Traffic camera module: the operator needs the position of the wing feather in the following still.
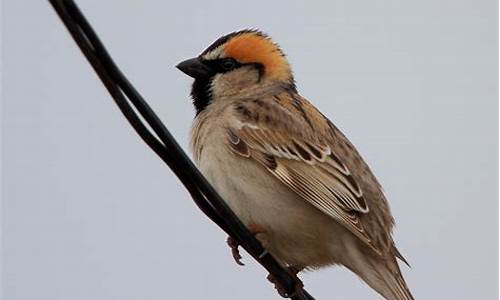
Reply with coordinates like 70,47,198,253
225,94,397,255
226,103,384,253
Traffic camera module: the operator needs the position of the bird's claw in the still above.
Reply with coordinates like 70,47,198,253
267,273,303,298
266,267,304,298
226,236,245,266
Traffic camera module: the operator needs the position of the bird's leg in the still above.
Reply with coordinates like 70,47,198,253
226,223,303,297
267,266,304,298
226,223,268,266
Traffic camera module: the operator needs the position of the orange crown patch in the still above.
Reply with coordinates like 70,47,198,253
223,32,291,81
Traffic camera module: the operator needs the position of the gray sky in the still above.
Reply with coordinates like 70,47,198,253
2,0,498,299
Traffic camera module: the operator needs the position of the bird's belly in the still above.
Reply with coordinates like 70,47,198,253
197,144,349,269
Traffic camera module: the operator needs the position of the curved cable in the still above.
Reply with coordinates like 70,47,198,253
47,1,315,299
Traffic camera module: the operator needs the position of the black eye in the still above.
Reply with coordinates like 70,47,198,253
220,58,237,71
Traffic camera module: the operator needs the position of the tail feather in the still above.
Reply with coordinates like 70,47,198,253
376,262,414,300
343,244,414,300
394,246,411,268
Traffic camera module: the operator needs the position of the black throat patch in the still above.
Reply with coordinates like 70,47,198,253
191,76,213,115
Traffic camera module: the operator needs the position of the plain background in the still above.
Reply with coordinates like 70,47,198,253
2,0,498,299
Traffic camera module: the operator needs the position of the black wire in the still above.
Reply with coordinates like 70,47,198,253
47,1,315,299
57,0,228,235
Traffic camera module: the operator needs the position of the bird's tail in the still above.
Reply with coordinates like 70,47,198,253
370,260,414,300
344,245,414,300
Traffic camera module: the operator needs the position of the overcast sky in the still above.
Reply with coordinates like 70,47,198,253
3,0,498,299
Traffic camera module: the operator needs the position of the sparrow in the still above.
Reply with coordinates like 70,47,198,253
177,29,414,300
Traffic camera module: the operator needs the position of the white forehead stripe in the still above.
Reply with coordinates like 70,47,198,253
202,45,225,60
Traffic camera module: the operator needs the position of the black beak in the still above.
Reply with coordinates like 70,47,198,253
176,57,213,79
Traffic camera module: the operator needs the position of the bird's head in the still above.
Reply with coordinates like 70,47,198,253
177,29,295,114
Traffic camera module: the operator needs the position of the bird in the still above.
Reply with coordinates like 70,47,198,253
176,29,414,300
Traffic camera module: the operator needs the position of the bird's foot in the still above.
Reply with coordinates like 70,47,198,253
266,267,304,298
226,236,245,266
226,223,269,266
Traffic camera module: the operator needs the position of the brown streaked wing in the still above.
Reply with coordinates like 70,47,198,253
226,96,383,254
